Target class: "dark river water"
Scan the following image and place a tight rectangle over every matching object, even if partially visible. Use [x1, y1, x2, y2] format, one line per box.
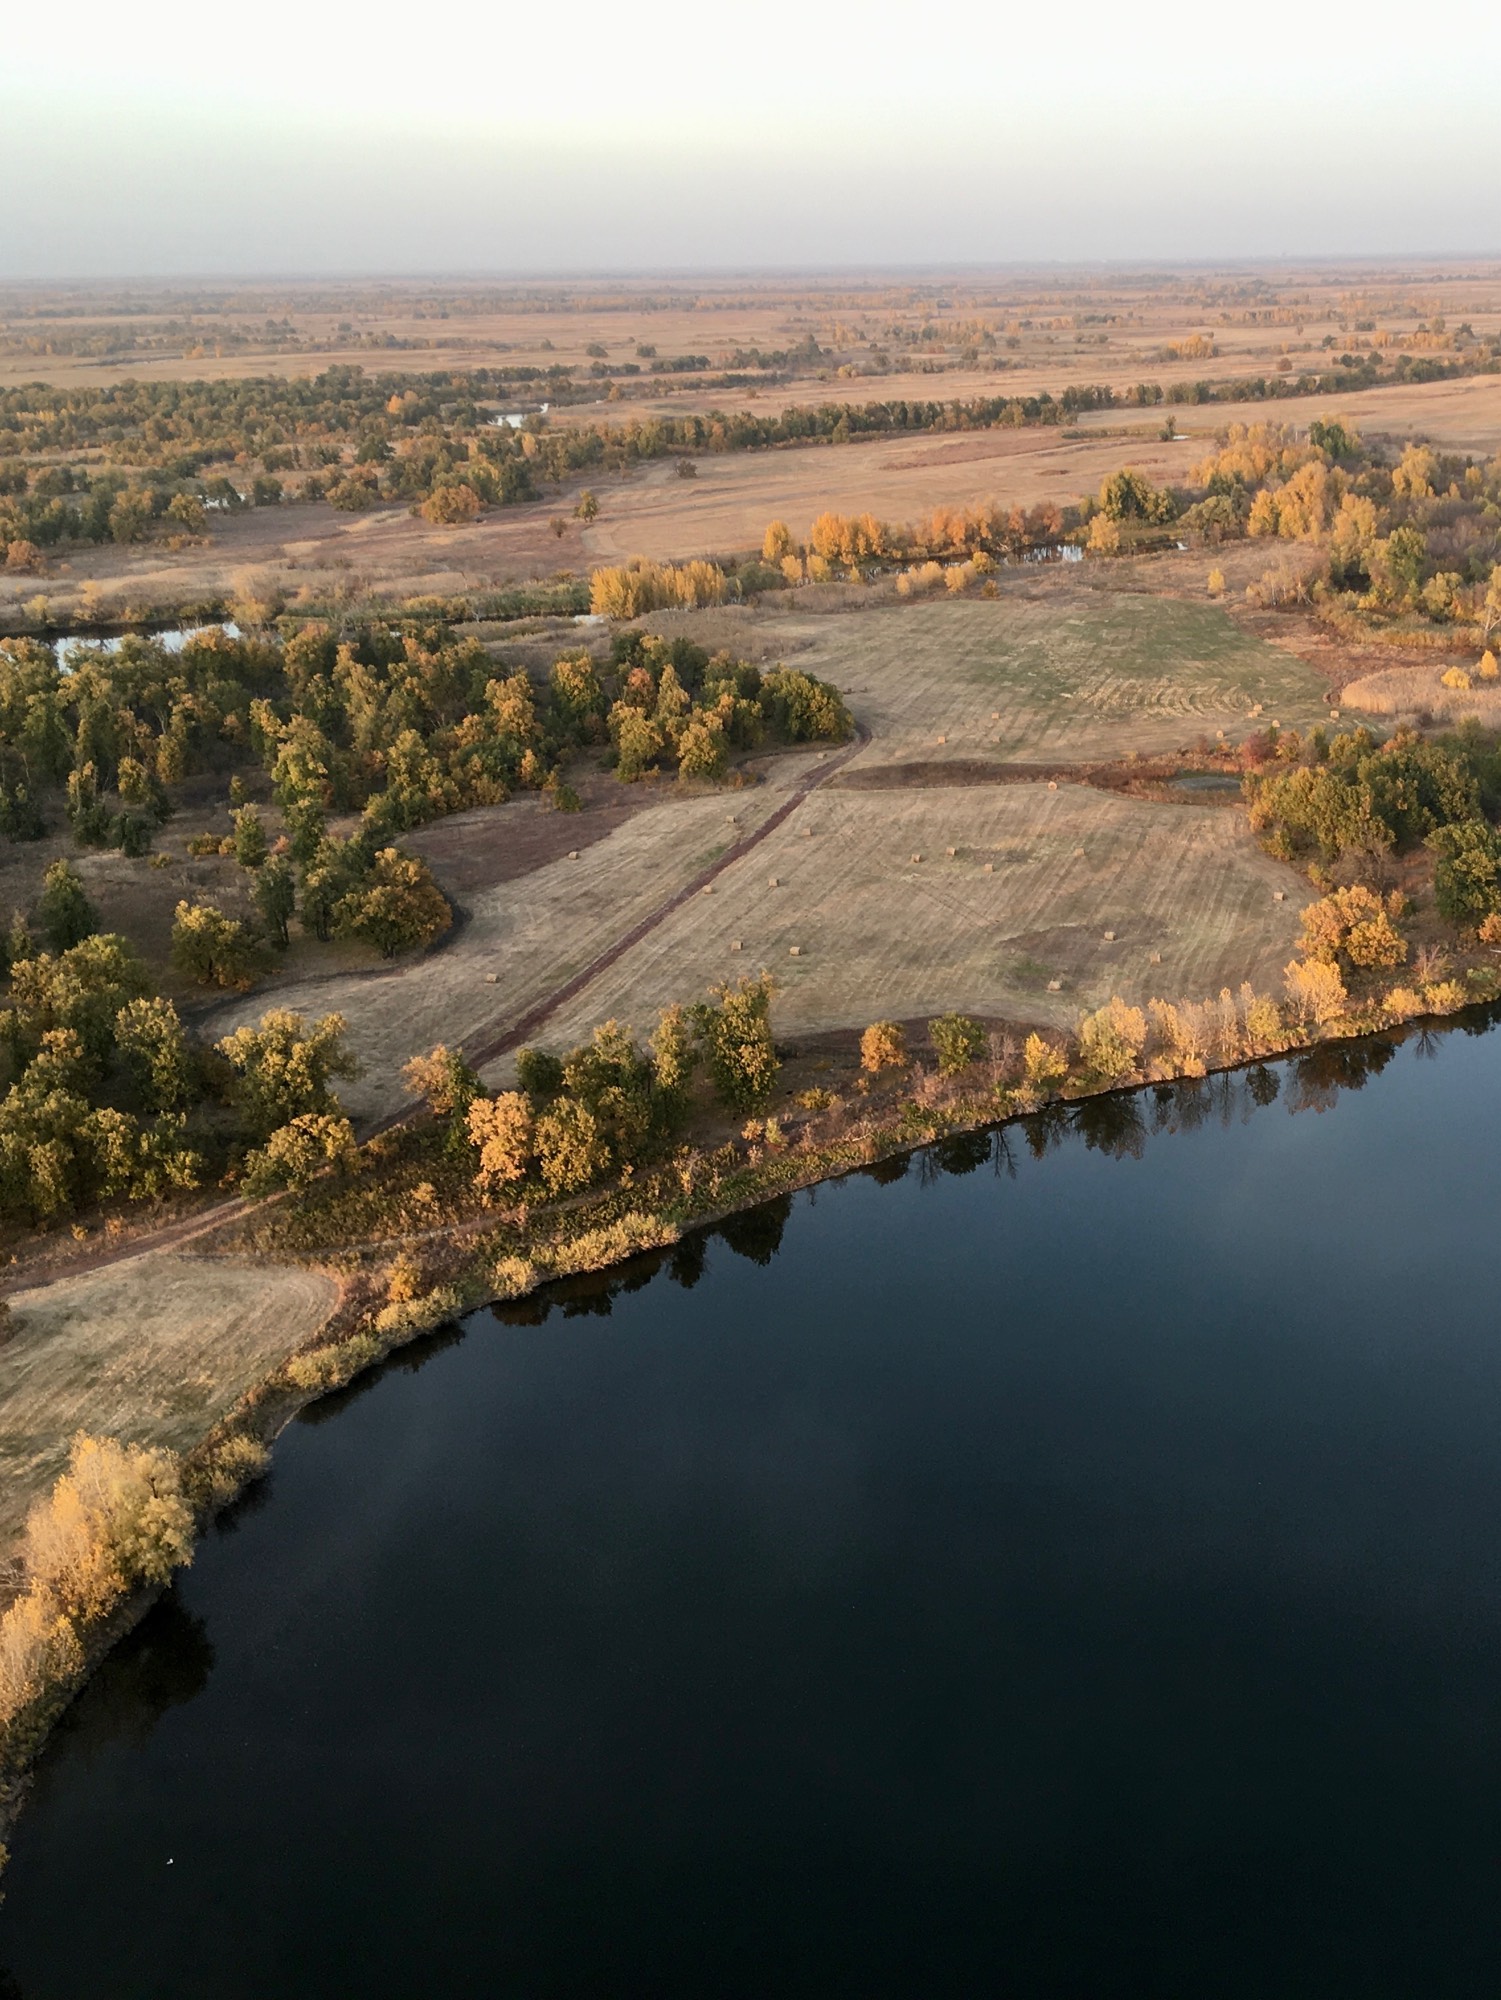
[4, 1020, 1501, 1996]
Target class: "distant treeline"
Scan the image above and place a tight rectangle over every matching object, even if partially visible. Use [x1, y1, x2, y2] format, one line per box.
[2, 346, 1498, 554]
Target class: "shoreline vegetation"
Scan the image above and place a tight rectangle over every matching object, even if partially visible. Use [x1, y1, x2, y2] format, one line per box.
[6, 388, 1501, 1872]
[2, 957, 1498, 1874]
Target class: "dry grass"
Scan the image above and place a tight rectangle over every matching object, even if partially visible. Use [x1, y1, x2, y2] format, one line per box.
[745, 583, 1332, 766]
[509, 780, 1305, 1065]
[1341, 658, 1501, 725]
[0, 1253, 337, 1595]
[200, 772, 800, 1121]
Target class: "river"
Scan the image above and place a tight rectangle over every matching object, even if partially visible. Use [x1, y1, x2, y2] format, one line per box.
[3, 1020, 1501, 1995]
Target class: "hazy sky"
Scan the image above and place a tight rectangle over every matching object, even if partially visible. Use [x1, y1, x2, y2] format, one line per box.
[5, 0, 1498, 278]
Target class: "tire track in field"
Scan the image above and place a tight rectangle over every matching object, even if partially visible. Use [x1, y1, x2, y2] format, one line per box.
[450, 726, 871, 1085]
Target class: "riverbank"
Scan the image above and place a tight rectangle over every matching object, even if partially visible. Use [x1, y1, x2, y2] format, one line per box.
[4, 965, 1499, 1872]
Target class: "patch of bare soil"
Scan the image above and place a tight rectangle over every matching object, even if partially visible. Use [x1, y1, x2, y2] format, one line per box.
[402, 779, 655, 896]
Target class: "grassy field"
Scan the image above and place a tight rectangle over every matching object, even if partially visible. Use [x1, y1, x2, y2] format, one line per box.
[172, 578, 1326, 1121]
[748, 582, 1333, 766]
[0, 1253, 337, 1594]
[512, 780, 1305, 1065]
[200, 773, 800, 1122]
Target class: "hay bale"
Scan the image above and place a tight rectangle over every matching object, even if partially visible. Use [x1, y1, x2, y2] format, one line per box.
[730, 939, 742, 952]
[768, 875, 779, 887]
[1047, 978, 1062, 992]
[702, 884, 714, 895]
[1273, 890, 1285, 902]
[788, 945, 802, 957]
[910, 852, 922, 864]
[982, 861, 994, 874]
[485, 972, 499, 984]
[945, 846, 956, 858]
[1103, 929, 1116, 942]
[1148, 951, 1161, 965]
[1047, 780, 1058, 792]
[567, 849, 579, 860]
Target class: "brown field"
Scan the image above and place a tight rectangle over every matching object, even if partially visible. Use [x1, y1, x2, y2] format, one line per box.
[0, 1253, 336, 1592]
[516, 780, 1306, 1067]
[7, 357, 1497, 635]
[5, 266, 1500, 405]
[1342, 659, 1501, 726]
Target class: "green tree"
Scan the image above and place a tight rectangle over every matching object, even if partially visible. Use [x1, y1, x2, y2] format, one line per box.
[1429, 820, 1501, 927]
[35, 860, 96, 953]
[232, 803, 267, 869]
[332, 848, 451, 959]
[170, 901, 265, 991]
[115, 995, 193, 1110]
[515, 1047, 566, 1102]
[215, 1009, 358, 1140]
[694, 973, 778, 1111]
[253, 855, 296, 948]
[928, 1013, 986, 1076]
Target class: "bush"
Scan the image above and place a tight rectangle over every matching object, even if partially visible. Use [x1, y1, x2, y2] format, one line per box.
[928, 1013, 985, 1076]
[35, 860, 96, 954]
[468, 1091, 534, 1193]
[860, 1020, 907, 1073]
[241, 1112, 356, 1195]
[170, 900, 265, 991]
[694, 973, 779, 1110]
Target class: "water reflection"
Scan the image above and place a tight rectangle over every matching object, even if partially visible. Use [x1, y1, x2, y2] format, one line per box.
[495, 1010, 1492, 1330]
[7, 1000, 1501, 1995]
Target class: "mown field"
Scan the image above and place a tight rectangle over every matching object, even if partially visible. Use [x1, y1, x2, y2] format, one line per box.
[514, 780, 1305, 1067]
[749, 584, 1333, 766]
[0, 1254, 336, 1591]
[201, 776, 799, 1122]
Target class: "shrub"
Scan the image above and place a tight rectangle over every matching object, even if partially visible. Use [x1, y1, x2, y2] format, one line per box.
[184, 1434, 270, 1513]
[1078, 997, 1147, 1082]
[535, 1097, 609, 1196]
[468, 1091, 534, 1193]
[241, 1112, 357, 1195]
[1022, 1033, 1068, 1092]
[171, 900, 265, 991]
[860, 1020, 907, 1073]
[928, 1013, 986, 1076]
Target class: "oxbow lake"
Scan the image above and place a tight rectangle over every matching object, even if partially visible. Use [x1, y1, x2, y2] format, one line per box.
[4, 1017, 1501, 1995]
